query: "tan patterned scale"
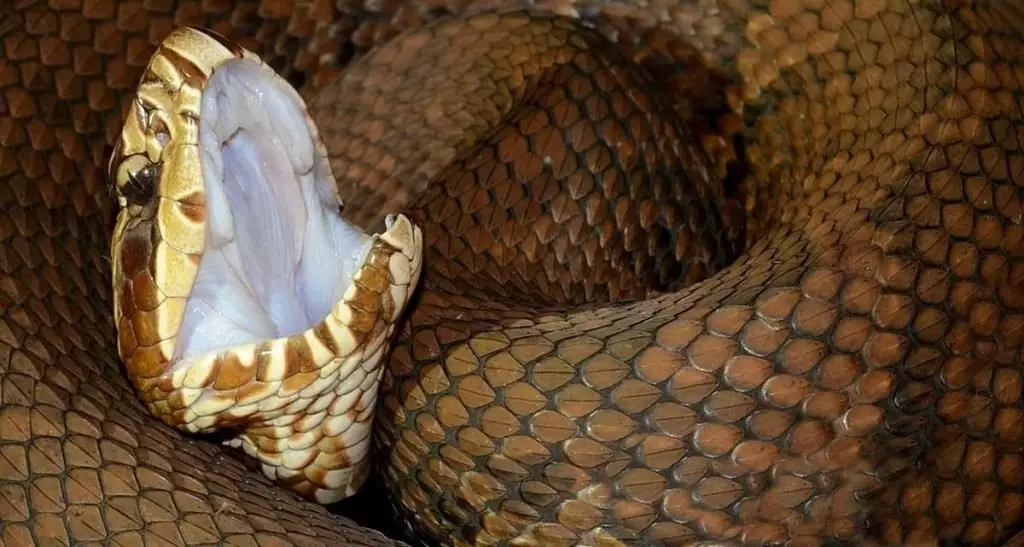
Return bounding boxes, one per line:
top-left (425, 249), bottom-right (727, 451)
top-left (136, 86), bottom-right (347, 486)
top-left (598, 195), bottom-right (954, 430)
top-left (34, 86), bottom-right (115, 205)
top-left (108, 28), bottom-right (424, 504)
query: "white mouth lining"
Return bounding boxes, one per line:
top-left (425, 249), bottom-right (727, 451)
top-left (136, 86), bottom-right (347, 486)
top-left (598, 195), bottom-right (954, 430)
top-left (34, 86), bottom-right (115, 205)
top-left (173, 58), bottom-right (374, 363)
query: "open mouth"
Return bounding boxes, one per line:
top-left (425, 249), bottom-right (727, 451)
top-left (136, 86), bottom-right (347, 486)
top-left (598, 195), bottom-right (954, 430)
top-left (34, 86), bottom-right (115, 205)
top-left (174, 58), bottom-right (376, 363)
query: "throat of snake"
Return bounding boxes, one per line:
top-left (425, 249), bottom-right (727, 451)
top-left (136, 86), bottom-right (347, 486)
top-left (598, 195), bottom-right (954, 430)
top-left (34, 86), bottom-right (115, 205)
top-left (175, 58), bottom-right (374, 363)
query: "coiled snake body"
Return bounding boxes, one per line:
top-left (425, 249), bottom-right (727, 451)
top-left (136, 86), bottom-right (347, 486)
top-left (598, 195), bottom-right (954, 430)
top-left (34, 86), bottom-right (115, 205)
top-left (2, 1), bottom-right (1024, 546)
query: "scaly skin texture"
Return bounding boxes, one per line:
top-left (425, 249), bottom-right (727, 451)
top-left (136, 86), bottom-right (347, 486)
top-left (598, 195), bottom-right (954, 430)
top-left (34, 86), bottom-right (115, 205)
top-left (3, 2), bottom-right (1024, 547)
top-left (324, 6), bottom-right (1024, 545)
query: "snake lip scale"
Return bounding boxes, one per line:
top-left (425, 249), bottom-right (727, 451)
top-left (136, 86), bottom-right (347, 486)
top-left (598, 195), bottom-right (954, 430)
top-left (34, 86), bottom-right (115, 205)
top-left (108, 26), bottom-right (425, 505)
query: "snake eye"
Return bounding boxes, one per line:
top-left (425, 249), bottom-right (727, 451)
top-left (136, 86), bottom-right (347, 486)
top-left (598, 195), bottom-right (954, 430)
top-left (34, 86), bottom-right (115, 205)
top-left (121, 163), bottom-right (160, 205)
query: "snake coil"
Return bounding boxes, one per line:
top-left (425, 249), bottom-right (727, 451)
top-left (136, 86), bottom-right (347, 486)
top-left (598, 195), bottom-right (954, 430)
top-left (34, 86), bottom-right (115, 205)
top-left (2, 1), bottom-right (1024, 546)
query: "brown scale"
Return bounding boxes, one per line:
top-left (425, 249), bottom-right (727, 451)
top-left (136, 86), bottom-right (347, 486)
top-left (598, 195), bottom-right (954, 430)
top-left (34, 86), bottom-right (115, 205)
top-left (315, 13), bottom-right (744, 307)
top-left (3, 0), bottom-right (1024, 547)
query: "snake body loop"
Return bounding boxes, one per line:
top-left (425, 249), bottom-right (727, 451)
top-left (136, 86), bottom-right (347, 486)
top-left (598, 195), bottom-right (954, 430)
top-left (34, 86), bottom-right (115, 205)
top-left (3, 1), bottom-right (1024, 546)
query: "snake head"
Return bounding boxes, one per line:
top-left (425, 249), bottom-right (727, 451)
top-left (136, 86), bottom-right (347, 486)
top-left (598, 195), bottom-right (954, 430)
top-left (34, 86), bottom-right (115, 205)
top-left (109, 27), bottom-right (424, 504)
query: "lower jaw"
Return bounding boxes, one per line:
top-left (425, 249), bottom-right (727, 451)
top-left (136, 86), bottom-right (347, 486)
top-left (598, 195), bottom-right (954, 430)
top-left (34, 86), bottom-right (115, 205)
top-left (135, 213), bottom-right (423, 504)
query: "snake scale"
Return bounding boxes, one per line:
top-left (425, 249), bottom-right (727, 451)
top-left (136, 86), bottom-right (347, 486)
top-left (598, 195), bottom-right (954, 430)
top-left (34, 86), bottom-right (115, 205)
top-left (2, 0), bottom-right (1024, 546)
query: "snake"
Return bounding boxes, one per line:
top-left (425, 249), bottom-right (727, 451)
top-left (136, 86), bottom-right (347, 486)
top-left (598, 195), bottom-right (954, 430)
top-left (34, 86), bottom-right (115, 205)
top-left (2, 0), bottom-right (1024, 545)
